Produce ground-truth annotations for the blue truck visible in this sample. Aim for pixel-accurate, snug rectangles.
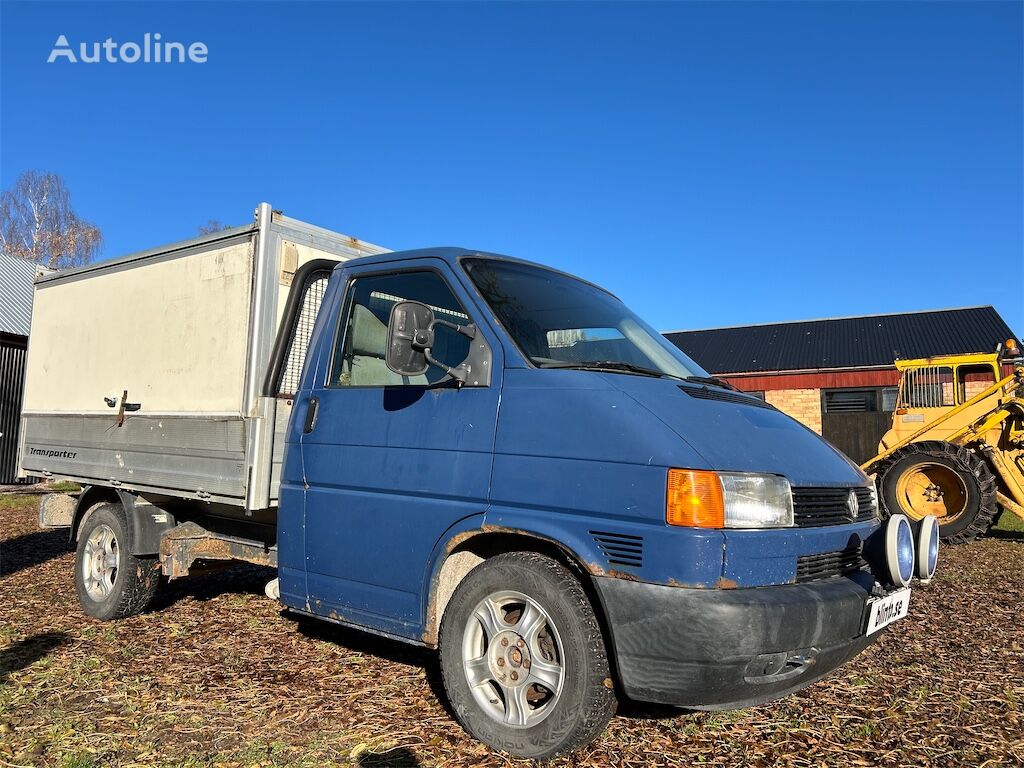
[23,206,938,759]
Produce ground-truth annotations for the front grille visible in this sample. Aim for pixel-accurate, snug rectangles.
[796,546,868,583]
[590,531,643,568]
[679,386,775,410]
[792,487,877,527]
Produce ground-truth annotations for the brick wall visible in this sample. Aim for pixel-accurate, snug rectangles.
[765,388,822,434]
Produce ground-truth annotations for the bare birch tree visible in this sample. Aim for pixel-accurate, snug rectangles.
[0,171,102,269]
[197,219,229,235]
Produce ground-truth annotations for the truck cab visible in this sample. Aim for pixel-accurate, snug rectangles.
[880,352,1007,450]
[273,248,930,758]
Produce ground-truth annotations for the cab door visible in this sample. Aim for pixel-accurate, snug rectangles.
[298,259,502,640]
[951,362,1001,429]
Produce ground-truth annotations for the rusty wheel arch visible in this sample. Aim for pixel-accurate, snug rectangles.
[422,527,615,657]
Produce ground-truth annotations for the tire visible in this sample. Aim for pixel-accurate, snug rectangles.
[74,503,162,620]
[875,441,997,544]
[438,552,615,760]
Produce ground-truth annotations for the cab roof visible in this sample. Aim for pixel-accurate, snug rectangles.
[337,248,617,298]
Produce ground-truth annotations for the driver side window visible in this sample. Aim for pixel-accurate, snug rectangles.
[331,271,471,387]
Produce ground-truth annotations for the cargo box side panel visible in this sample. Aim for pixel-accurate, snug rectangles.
[21,414,246,499]
[23,240,254,414]
[21,239,255,500]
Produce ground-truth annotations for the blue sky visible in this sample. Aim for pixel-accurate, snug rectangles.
[2,1,1021,334]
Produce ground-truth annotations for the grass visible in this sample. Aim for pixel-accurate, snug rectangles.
[60,756,99,768]
[0,494,34,511]
[0,487,77,513]
[46,481,82,494]
[995,508,1024,532]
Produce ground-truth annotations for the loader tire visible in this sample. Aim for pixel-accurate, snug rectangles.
[875,441,997,544]
[75,503,162,620]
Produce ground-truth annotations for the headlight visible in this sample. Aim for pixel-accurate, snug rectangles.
[884,514,916,587]
[666,469,794,529]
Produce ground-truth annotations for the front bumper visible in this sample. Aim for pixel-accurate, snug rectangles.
[594,571,880,708]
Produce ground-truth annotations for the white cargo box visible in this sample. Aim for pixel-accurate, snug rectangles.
[19,203,387,509]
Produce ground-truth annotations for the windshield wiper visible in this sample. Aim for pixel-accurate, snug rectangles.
[534,359,679,379]
[683,375,738,391]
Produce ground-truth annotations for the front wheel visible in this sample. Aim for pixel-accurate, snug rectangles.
[439,552,615,760]
[876,441,997,544]
[74,503,162,620]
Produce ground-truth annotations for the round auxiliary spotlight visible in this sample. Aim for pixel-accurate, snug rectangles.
[916,515,939,583]
[885,514,915,588]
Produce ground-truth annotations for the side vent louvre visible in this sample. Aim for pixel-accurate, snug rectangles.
[590,531,644,568]
[679,386,775,410]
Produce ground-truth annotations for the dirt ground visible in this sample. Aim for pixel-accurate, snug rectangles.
[1,492,1022,768]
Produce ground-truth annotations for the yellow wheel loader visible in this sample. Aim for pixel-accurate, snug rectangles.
[861,341,1024,544]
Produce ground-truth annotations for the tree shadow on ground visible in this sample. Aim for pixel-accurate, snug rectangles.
[0,631,70,685]
[0,528,69,577]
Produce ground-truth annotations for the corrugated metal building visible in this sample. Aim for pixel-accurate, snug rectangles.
[0,253,48,484]
[666,306,1020,463]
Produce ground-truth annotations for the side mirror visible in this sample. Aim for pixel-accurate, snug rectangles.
[386,301,434,376]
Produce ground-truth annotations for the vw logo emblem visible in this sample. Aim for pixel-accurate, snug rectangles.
[846,490,859,520]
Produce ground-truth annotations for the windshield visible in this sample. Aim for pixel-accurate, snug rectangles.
[462,258,710,379]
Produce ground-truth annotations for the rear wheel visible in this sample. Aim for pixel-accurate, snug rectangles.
[438,552,615,759]
[876,441,997,544]
[75,503,161,620]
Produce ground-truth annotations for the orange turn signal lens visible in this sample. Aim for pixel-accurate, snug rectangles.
[666,469,725,528]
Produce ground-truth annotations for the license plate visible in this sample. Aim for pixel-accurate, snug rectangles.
[865,588,911,635]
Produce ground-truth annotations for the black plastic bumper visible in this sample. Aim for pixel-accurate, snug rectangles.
[594,571,879,708]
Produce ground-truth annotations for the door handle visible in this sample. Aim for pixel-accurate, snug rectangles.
[303,396,320,434]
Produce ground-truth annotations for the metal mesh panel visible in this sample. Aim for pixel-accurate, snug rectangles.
[277,274,329,398]
[898,366,954,409]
